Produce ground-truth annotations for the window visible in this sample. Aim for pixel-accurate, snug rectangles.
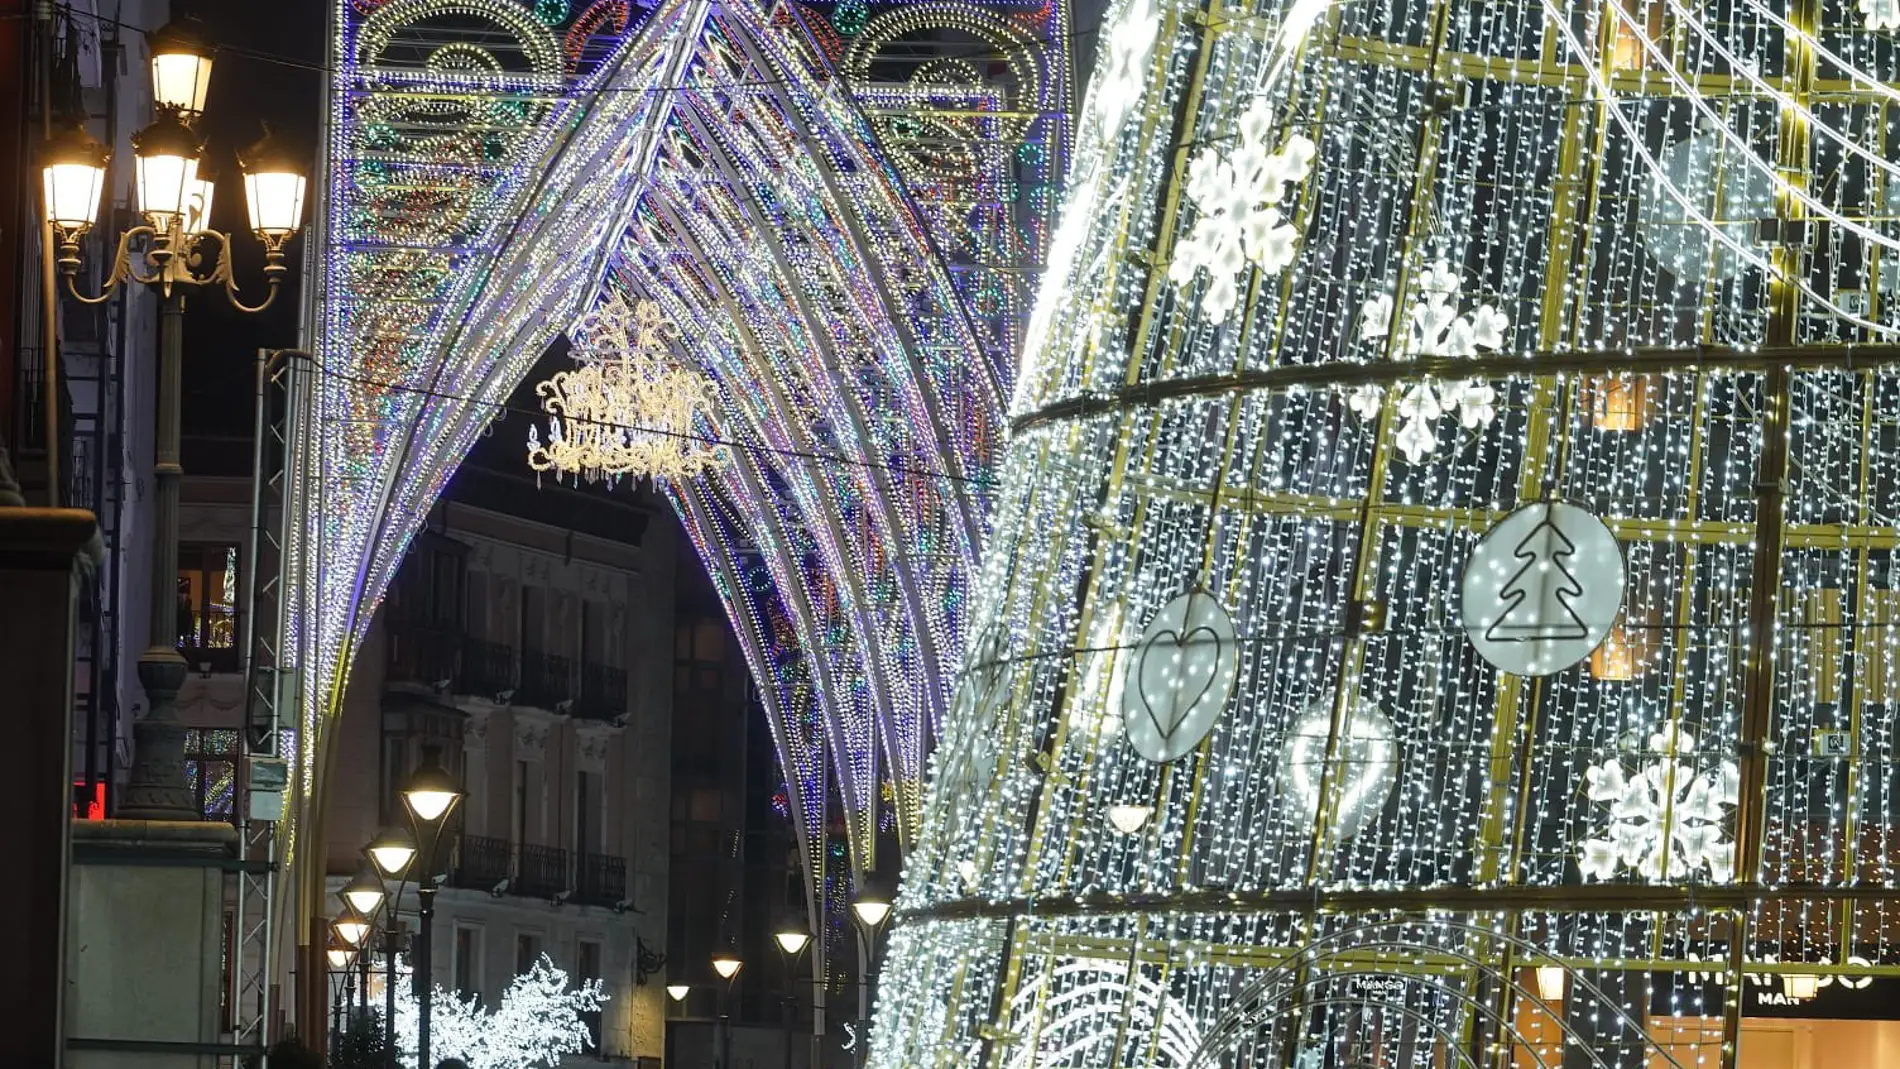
[521,586,546,653]
[514,759,530,850]
[454,926,482,1000]
[515,932,542,974]
[184,728,297,823]
[177,543,240,669]
[577,940,603,1047]
[570,770,600,862]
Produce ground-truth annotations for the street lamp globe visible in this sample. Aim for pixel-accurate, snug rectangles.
[183,160,216,236]
[326,928,355,970]
[852,897,891,929]
[148,20,213,121]
[334,905,373,948]
[774,929,812,957]
[132,110,201,229]
[401,744,464,825]
[666,984,691,1002]
[339,864,387,916]
[366,825,418,879]
[40,123,108,234]
[240,124,306,242]
[711,952,743,981]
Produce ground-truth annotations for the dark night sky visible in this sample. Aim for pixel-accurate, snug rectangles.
[174,0,326,443]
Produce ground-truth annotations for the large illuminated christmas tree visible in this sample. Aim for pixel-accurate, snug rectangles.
[872,0,1900,1065]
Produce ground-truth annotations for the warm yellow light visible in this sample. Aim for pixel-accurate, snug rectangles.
[240,124,306,239]
[1783,973,1820,1001]
[711,954,742,980]
[1535,965,1567,1002]
[667,983,691,1002]
[401,744,463,825]
[366,825,417,878]
[339,866,386,916]
[1589,626,1636,681]
[132,112,200,225]
[333,907,372,948]
[40,124,109,232]
[775,930,812,956]
[149,21,213,119]
[852,899,891,929]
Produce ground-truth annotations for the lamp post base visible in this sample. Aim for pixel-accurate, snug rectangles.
[119,648,198,820]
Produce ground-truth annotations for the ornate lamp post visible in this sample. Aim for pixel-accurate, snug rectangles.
[366,824,417,1064]
[41,19,306,821]
[401,745,464,1069]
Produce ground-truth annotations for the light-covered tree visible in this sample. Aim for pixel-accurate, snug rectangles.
[384,953,608,1069]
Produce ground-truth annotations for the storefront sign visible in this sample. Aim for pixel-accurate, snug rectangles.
[1652,964,1896,1020]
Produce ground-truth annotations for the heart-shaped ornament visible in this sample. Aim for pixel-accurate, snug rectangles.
[1122,589,1239,762]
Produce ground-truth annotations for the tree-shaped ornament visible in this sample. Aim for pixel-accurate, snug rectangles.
[1460,501,1624,677]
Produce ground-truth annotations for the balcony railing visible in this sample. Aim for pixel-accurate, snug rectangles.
[449,833,514,892]
[517,843,571,900]
[461,637,517,697]
[519,651,574,709]
[578,662,627,720]
[387,625,460,688]
[575,852,626,907]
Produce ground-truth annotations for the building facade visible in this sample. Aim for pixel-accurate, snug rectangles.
[180,454,676,1064]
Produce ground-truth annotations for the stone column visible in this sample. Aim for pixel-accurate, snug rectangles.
[0,456,101,1066]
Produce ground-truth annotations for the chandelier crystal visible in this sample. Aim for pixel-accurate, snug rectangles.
[526,294,728,485]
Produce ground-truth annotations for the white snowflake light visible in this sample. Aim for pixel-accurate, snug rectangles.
[1093,0,1161,140]
[1347,259,1508,460]
[1578,729,1739,883]
[1167,101,1316,322]
[384,954,609,1069]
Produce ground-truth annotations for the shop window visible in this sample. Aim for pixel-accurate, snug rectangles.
[178,542,240,671]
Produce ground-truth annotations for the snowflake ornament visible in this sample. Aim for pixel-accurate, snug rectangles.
[1578,728,1739,883]
[1093,0,1161,141]
[1346,259,1509,461]
[1861,0,1900,31]
[1168,101,1316,322]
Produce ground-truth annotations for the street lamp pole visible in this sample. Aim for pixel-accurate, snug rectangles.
[773,927,812,1069]
[367,824,418,1064]
[711,950,742,1069]
[850,893,891,1069]
[402,744,464,1069]
[38,19,306,821]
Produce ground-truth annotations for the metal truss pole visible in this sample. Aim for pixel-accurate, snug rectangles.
[229,348,308,1065]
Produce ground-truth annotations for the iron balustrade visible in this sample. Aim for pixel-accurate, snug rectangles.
[518,651,574,709]
[578,662,628,720]
[448,833,514,892]
[516,843,570,900]
[460,637,517,696]
[575,852,626,907]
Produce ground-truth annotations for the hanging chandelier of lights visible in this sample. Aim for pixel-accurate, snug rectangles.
[526,293,730,485]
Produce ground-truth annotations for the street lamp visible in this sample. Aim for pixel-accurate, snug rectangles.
[148,19,213,121]
[402,744,464,1069]
[666,983,691,1003]
[711,951,743,981]
[773,925,813,1069]
[326,928,356,971]
[333,905,373,949]
[340,864,387,917]
[850,883,892,1068]
[711,949,742,1069]
[46,26,305,824]
[365,825,416,1065]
